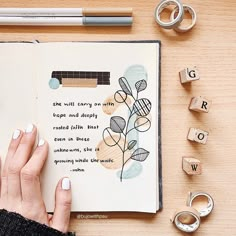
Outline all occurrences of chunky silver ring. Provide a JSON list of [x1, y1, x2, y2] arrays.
[[170, 4, 197, 32], [187, 191, 214, 217], [155, 0, 184, 29], [171, 206, 201, 233]]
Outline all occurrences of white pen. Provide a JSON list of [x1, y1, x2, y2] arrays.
[[0, 16, 133, 26], [0, 8, 133, 16]]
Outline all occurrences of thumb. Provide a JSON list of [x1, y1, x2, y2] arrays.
[[50, 177, 72, 233]]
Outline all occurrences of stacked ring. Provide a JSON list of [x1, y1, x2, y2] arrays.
[[171, 207, 201, 233], [170, 4, 197, 32], [154, 0, 184, 29], [154, 0, 197, 32], [186, 191, 214, 217], [172, 191, 214, 233]]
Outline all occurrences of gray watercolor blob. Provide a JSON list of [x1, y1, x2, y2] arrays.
[[49, 78, 60, 89], [116, 162, 143, 179]]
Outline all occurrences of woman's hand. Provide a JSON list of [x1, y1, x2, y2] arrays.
[[0, 124, 71, 233]]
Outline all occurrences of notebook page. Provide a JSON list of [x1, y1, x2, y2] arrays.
[[0, 43, 37, 158], [36, 42, 159, 213]]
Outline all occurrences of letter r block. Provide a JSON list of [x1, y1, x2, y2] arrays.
[[187, 128, 209, 144], [179, 66, 200, 84], [189, 96, 212, 113], [182, 156, 202, 175]]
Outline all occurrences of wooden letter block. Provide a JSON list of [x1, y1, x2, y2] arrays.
[[189, 96, 212, 113], [179, 66, 200, 84], [182, 156, 202, 175], [187, 128, 209, 144]]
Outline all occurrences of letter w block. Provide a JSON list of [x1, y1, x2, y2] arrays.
[[182, 156, 202, 175]]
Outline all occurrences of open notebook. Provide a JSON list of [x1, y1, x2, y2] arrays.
[[0, 41, 162, 213]]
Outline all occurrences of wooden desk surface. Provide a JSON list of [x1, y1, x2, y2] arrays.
[[0, 0, 235, 235]]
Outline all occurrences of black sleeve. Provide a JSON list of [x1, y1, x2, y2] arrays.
[[0, 209, 76, 236]]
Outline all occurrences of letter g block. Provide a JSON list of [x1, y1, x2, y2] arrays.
[[179, 66, 200, 84]]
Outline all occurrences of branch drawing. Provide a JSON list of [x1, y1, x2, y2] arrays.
[[103, 77, 152, 182]]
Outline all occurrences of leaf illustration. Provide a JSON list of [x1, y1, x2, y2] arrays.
[[114, 90, 127, 103], [127, 140, 137, 150], [119, 77, 133, 96], [130, 148, 150, 162], [134, 117, 151, 132], [135, 80, 147, 93], [103, 127, 121, 147], [133, 98, 152, 116], [110, 116, 126, 133]]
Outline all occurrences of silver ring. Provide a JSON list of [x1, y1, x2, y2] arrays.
[[171, 207, 201, 233], [187, 191, 214, 217], [155, 0, 184, 29], [170, 4, 197, 32]]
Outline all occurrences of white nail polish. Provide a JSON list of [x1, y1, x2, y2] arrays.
[[62, 178, 70, 190], [25, 123, 34, 133], [38, 139, 45, 146], [12, 129, 21, 140]]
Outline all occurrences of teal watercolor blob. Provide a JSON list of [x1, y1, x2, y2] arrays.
[[49, 78, 60, 89], [123, 64, 148, 89], [124, 65, 147, 147], [117, 64, 147, 180], [117, 162, 143, 179], [127, 114, 139, 147]]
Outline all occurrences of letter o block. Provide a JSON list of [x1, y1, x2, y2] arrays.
[[179, 66, 200, 84], [187, 128, 208, 144]]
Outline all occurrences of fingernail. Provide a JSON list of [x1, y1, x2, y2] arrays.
[[62, 178, 70, 190], [25, 123, 34, 133], [12, 129, 21, 140], [38, 139, 45, 146]]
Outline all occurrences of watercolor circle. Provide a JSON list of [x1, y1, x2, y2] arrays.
[[102, 95, 118, 115], [103, 128, 121, 147], [114, 90, 127, 103], [96, 137, 130, 169], [124, 64, 148, 89], [134, 117, 151, 132], [102, 95, 132, 115], [49, 78, 60, 89]]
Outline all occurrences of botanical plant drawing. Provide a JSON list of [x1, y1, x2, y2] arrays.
[[103, 77, 152, 182]]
